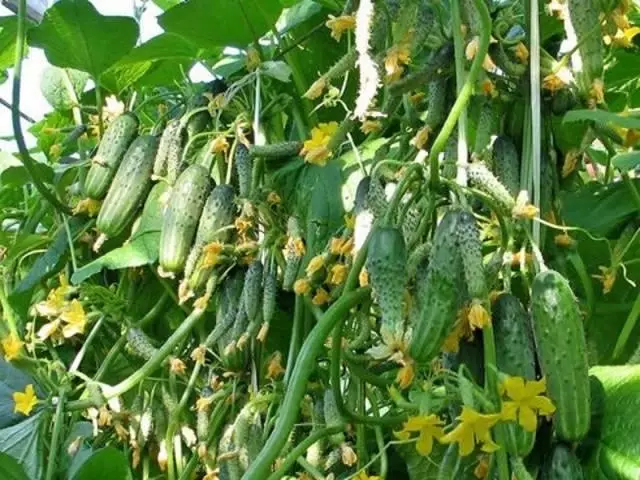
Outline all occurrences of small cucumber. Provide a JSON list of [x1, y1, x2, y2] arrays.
[[159, 164, 213, 274], [85, 112, 139, 199], [154, 118, 183, 181], [323, 389, 345, 446], [468, 162, 516, 215], [455, 211, 488, 301], [234, 143, 252, 198], [531, 270, 591, 442], [492, 135, 520, 196], [425, 78, 447, 132], [567, 0, 604, 95], [243, 260, 263, 323], [473, 100, 499, 156], [540, 443, 584, 480], [126, 328, 157, 361], [96, 135, 158, 240]]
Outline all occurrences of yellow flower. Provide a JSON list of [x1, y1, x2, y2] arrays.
[[612, 8, 631, 30], [340, 237, 354, 256], [34, 274, 73, 318], [384, 43, 411, 82], [512, 192, 539, 220], [361, 120, 382, 134], [468, 301, 491, 330], [196, 396, 213, 412], [513, 42, 529, 64], [306, 255, 325, 276], [354, 472, 381, 480], [304, 77, 327, 100], [201, 241, 224, 268], [440, 406, 501, 456], [267, 351, 285, 379], [481, 79, 497, 98], [474, 455, 490, 479], [409, 92, 425, 105], [330, 237, 346, 255], [341, 444, 358, 466], [170, 357, 187, 375], [285, 236, 306, 258], [590, 79, 605, 105], [326, 14, 356, 42], [542, 73, 566, 93], [328, 263, 348, 286], [37, 319, 61, 342], [13, 384, 38, 416], [554, 232, 575, 248], [267, 191, 281, 205], [500, 377, 556, 432], [411, 126, 431, 150], [312, 287, 331, 306], [60, 299, 87, 338], [394, 414, 445, 456], [595, 266, 617, 294], [245, 47, 261, 71], [465, 37, 496, 71], [396, 361, 415, 390], [1, 334, 24, 361], [442, 309, 474, 353], [49, 143, 62, 159], [191, 345, 206, 364], [73, 198, 102, 217], [294, 278, 311, 295], [359, 268, 369, 287], [211, 135, 229, 154], [344, 213, 355, 230], [300, 122, 338, 166]]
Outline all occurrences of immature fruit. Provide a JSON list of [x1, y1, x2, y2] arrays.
[[262, 267, 277, 326], [442, 129, 458, 180], [410, 210, 462, 362], [493, 294, 537, 456], [244, 260, 264, 323], [567, 0, 604, 95], [367, 176, 388, 220], [206, 270, 245, 348], [283, 216, 304, 291], [531, 270, 591, 442], [367, 226, 407, 340], [492, 135, 520, 196], [468, 162, 516, 215], [455, 211, 488, 301], [473, 100, 499, 156], [234, 143, 253, 198], [541, 443, 585, 480], [126, 328, 157, 360], [407, 241, 431, 281], [40, 66, 88, 111], [159, 164, 212, 274], [218, 425, 242, 480], [425, 78, 447, 132], [323, 389, 345, 446], [96, 135, 158, 239], [85, 112, 139, 199], [489, 43, 526, 77], [154, 119, 182, 181], [461, 0, 482, 35]]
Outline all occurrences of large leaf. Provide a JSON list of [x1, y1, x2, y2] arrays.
[[158, 0, 283, 48], [276, 0, 323, 34], [563, 109, 640, 130], [0, 412, 44, 480], [606, 50, 640, 88], [71, 183, 167, 284], [0, 452, 29, 480], [0, 359, 42, 429], [28, 0, 138, 79], [71, 446, 131, 480], [582, 366, 640, 479], [612, 151, 640, 173], [0, 16, 30, 71], [0, 150, 55, 187]]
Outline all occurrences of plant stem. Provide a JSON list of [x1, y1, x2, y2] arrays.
[[45, 389, 67, 480], [69, 315, 104, 373], [428, 0, 491, 189], [613, 293, 640, 361], [11, 0, 71, 215], [451, 0, 469, 187], [284, 295, 304, 387]]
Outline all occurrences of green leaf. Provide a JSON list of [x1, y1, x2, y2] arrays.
[[2, 234, 49, 268], [560, 179, 640, 237], [261, 60, 292, 82], [0, 360, 41, 429], [612, 151, 640, 173], [28, 110, 75, 159], [64, 422, 95, 479], [28, 0, 139, 79], [0, 16, 30, 71], [0, 452, 29, 480], [71, 183, 167, 284], [606, 50, 640, 88], [563, 109, 640, 130], [72, 447, 132, 480], [0, 412, 44, 480], [210, 55, 246, 78], [158, 0, 283, 48], [151, 0, 181, 9], [276, 0, 323, 34], [583, 366, 640, 479]]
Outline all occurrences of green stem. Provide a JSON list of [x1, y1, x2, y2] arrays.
[[265, 426, 345, 480], [369, 390, 389, 478], [613, 293, 640, 361], [284, 295, 304, 387], [566, 251, 595, 327], [244, 288, 371, 479], [451, 0, 469, 186], [69, 315, 104, 373], [511, 457, 534, 480], [45, 389, 67, 480], [428, 0, 491, 190], [93, 335, 126, 381], [622, 173, 640, 212], [95, 83, 104, 138], [134, 292, 170, 327], [11, 0, 71, 215], [62, 215, 78, 272], [296, 456, 325, 480]]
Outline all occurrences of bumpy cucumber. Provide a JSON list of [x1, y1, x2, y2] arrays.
[[425, 78, 447, 132], [473, 100, 499, 156], [262, 266, 277, 326], [541, 443, 584, 480], [468, 162, 516, 215], [367, 176, 388, 220], [96, 135, 158, 239], [154, 118, 182, 181], [567, 0, 604, 94], [493, 294, 537, 456], [367, 226, 407, 340], [531, 270, 591, 442], [455, 211, 488, 301], [243, 260, 263, 323], [283, 216, 304, 291], [218, 424, 242, 480], [410, 210, 462, 362], [489, 43, 526, 77], [85, 112, 139, 199], [126, 328, 158, 360], [234, 143, 252, 198], [442, 128, 458, 180], [159, 164, 212, 274], [492, 135, 520, 196], [250, 141, 303, 159], [323, 389, 345, 446]]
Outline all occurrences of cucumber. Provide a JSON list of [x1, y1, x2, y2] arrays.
[[567, 0, 604, 94], [249, 141, 303, 159], [323, 389, 345, 446], [243, 260, 263, 323], [153, 119, 182, 181], [262, 266, 277, 326], [234, 143, 252, 198], [531, 270, 591, 442], [468, 162, 516, 215], [489, 43, 526, 77], [367, 176, 388, 220], [410, 210, 463, 362], [455, 211, 488, 301], [492, 136, 520, 196], [283, 216, 304, 291], [85, 112, 139, 199], [493, 294, 537, 456], [473, 100, 499, 156], [367, 226, 408, 340], [540, 443, 584, 480], [126, 328, 158, 360], [96, 135, 158, 240], [159, 164, 213, 274], [425, 78, 447, 132]]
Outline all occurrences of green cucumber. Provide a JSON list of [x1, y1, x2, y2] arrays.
[[96, 135, 158, 241], [367, 226, 408, 340], [249, 142, 303, 158], [262, 266, 277, 326], [154, 118, 182, 181], [410, 210, 463, 362], [540, 443, 584, 480], [455, 211, 488, 301], [283, 216, 304, 291], [367, 176, 388, 220], [493, 294, 537, 456], [243, 260, 263, 323], [567, 0, 604, 94], [531, 270, 591, 442], [126, 328, 158, 361], [85, 112, 139, 199], [489, 43, 526, 77], [473, 100, 499, 156], [425, 78, 447, 132], [492, 135, 520, 196], [159, 164, 213, 274], [468, 162, 516, 215], [323, 389, 345, 446], [234, 143, 252, 198]]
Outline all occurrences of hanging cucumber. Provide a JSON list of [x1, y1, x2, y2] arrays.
[[492, 135, 521, 196], [567, 0, 604, 96], [84, 112, 139, 199], [153, 118, 183, 182], [234, 143, 253, 198], [468, 162, 516, 215]]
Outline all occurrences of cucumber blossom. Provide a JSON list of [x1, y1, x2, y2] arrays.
[[159, 164, 213, 275], [85, 112, 139, 199], [531, 270, 591, 442]]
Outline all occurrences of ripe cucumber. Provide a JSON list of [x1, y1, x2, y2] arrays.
[[159, 164, 212, 274], [96, 135, 158, 240], [492, 135, 520, 196], [531, 270, 591, 442], [85, 112, 139, 199], [235, 143, 252, 198], [243, 260, 264, 323], [468, 162, 516, 215], [567, 0, 604, 94], [153, 118, 182, 181], [455, 211, 488, 301]]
